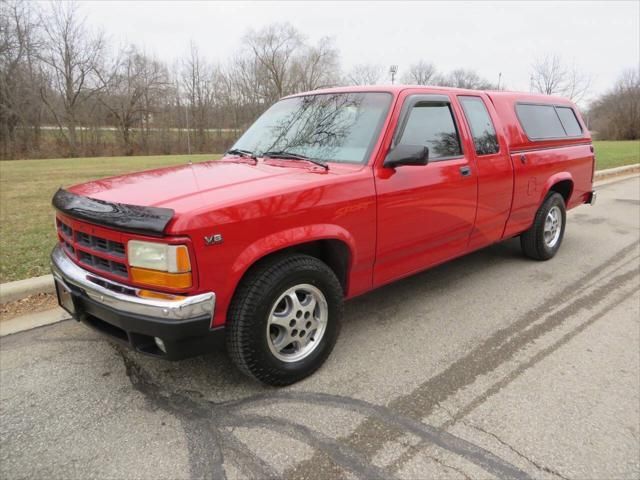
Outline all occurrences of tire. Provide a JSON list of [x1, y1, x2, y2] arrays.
[[226, 254, 343, 386], [520, 192, 567, 261]]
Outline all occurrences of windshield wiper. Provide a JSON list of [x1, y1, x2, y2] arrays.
[[262, 150, 329, 170], [225, 148, 258, 162]]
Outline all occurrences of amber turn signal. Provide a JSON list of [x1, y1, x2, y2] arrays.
[[174, 245, 191, 273], [130, 267, 192, 289], [138, 289, 186, 301]]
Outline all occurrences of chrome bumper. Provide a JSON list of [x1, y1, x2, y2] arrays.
[[51, 245, 215, 322], [588, 191, 597, 206]]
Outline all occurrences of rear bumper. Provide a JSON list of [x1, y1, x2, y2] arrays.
[[586, 191, 597, 206], [51, 245, 223, 360]]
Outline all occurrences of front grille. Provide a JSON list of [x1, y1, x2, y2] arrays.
[[62, 239, 75, 255], [59, 221, 73, 238], [76, 231, 125, 257], [78, 251, 128, 277], [57, 219, 128, 278]]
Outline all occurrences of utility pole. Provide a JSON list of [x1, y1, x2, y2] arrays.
[[389, 65, 398, 85], [497, 72, 502, 90]]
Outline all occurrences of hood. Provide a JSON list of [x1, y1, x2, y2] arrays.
[[67, 159, 358, 217], [68, 160, 303, 212]]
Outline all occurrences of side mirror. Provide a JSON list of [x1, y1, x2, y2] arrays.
[[384, 145, 429, 168]]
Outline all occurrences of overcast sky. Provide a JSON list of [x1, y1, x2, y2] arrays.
[[75, 1, 638, 104]]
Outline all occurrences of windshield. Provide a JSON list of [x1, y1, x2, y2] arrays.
[[231, 92, 392, 164]]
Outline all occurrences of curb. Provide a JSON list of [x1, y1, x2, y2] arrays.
[[594, 172, 639, 188], [0, 307, 70, 337], [594, 163, 639, 180], [0, 274, 54, 304], [0, 163, 638, 306]]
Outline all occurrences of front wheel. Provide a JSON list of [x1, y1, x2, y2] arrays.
[[520, 192, 567, 261], [226, 254, 343, 386]]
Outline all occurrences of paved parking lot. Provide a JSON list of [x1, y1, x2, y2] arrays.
[[1, 176, 639, 480]]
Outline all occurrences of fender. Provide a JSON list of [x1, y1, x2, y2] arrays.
[[230, 223, 358, 288], [539, 172, 574, 205], [210, 225, 358, 327], [210, 224, 359, 327]]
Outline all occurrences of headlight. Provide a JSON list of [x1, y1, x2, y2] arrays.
[[128, 240, 191, 273], [127, 240, 192, 290]]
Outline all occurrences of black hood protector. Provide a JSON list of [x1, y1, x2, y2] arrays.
[[52, 188, 174, 236]]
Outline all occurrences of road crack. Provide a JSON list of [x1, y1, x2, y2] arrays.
[[425, 454, 472, 480], [462, 421, 571, 480]]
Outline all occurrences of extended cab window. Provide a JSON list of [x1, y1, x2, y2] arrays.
[[516, 103, 583, 140], [555, 107, 583, 137], [459, 96, 499, 155], [397, 102, 462, 159], [516, 104, 565, 139]]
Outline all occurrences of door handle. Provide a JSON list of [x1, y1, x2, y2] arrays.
[[459, 166, 471, 177]]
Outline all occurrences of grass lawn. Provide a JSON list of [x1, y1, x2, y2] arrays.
[[593, 140, 640, 170], [1, 141, 638, 284], [0, 154, 219, 283]]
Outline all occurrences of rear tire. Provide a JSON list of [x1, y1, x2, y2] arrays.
[[520, 192, 566, 261], [226, 254, 343, 386]]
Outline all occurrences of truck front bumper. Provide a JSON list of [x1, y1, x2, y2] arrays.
[[51, 245, 223, 360]]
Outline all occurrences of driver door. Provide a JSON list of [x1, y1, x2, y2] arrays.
[[373, 93, 478, 287]]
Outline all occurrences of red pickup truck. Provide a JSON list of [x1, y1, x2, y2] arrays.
[[51, 86, 596, 385]]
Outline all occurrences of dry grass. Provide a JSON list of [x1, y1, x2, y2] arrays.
[[0, 293, 59, 320]]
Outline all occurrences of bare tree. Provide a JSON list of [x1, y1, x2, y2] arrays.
[[401, 60, 437, 85], [38, 1, 104, 156], [530, 54, 591, 102], [589, 68, 639, 140], [0, 0, 45, 158], [225, 54, 268, 127], [345, 63, 384, 86], [180, 42, 218, 150], [244, 23, 303, 102], [139, 53, 171, 153], [293, 37, 340, 92], [97, 45, 168, 155], [437, 68, 495, 89]]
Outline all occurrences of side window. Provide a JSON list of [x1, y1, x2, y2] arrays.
[[459, 96, 499, 155], [555, 107, 583, 137], [516, 104, 567, 139], [397, 102, 462, 159]]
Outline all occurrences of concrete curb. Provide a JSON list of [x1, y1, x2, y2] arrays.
[[0, 307, 70, 337], [594, 172, 639, 188], [0, 163, 638, 306], [594, 163, 640, 180], [0, 274, 54, 304]]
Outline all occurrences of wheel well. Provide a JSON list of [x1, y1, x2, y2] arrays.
[[241, 240, 351, 294], [548, 180, 573, 204]]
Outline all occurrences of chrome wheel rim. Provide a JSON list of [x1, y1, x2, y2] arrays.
[[266, 284, 328, 363], [544, 206, 562, 248]]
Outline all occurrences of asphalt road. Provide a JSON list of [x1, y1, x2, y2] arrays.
[[2, 176, 639, 480]]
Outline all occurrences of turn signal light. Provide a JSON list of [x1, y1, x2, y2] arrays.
[[130, 267, 192, 289], [138, 290, 186, 301], [175, 245, 191, 273]]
